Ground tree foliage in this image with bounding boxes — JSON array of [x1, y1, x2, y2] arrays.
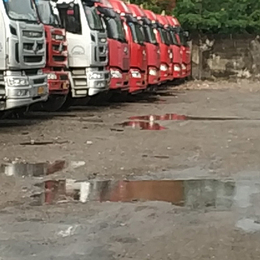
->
[[129, 0, 176, 15], [173, 0, 260, 34], [129, 0, 260, 34]]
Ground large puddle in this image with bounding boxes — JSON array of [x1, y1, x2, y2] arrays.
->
[[118, 113, 248, 130], [31, 179, 239, 208]]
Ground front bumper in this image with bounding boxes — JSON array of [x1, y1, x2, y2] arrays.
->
[[129, 71, 147, 94], [44, 69, 69, 95], [69, 68, 110, 97], [2, 74, 48, 111], [173, 63, 182, 78], [110, 71, 129, 92], [147, 67, 160, 86]]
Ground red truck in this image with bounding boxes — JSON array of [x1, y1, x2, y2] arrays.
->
[[157, 15, 183, 79], [32, 0, 69, 111], [127, 4, 160, 89], [110, 0, 147, 94], [96, 0, 130, 93], [143, 9, 172, 84], [167, 16, 191, 78]]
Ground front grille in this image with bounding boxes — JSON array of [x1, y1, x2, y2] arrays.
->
[[15, 43, 19, 63], [23, 31, 43, 38], [60, 74, 68, 81], [99, 47, 105, 54], [34, 78, 45, 84], [100, 57, 106, 62], [23, 43, 43, 51], [24, 56, 43, 63], [53, 56, 66, 62], [52, 44, 66, 52]]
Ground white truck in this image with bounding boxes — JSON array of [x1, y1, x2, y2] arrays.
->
[[53, 0, 110, 104], [0, 0, 48, 115]]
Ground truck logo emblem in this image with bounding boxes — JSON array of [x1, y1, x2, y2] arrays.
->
[[142, 50, 146, 56], [58, 42, 63, 53], [124, 47, 128, 54], [32, 41, 38, 54]]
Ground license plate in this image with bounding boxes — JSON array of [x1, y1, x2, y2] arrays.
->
[[62, 82, 68, 89], [37, 86, 45, 95]]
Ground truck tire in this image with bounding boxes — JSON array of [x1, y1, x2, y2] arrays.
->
[[31, 95, 68, 112], [87, 91, 112, 106]]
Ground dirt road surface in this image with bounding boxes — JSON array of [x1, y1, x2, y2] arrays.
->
[[1, 79, 260, 259]]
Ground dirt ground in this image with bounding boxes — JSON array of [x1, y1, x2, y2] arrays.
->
[[1, 79, 260, 259]]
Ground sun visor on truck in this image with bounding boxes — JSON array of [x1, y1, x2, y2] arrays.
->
[[125, 14, 138, 23], [97, 6, 116, 18]]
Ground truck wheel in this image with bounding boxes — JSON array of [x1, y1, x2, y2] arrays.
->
[[31, 95, 68, 112], [87, 91, 112, 106]]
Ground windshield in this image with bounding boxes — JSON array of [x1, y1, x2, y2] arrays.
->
[[84, 6, 104, 31], [35, 0, 60, 26], [143, 24, 157, 45], [3, 0, 38, 22], [179, 30, 188, 46], [158, 28, 168, 45], [129, 22, 144, 45], [104, 15, 126, 42], [170, 30, 180, 45]]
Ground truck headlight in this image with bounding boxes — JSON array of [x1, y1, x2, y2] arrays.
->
[[6, 78, 29, 86], [47, 73, 57, 80], [160, 64, 168, 72], [149, 68, 157, 76], [110, 69, 122, 78], [181, 64, 187, 70], [174, 65, 181, 72], [9, 89, 30, 97], [89, 72, 102, 80], [130, 69, 141, 78]]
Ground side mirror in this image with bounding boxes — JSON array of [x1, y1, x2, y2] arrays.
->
[[184, 31, 191, 41]]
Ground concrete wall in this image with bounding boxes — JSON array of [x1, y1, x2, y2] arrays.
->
[[191, 34, 260, 80]]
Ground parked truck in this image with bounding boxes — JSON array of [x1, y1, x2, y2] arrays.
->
[[96, 0, 130, 93], [0, 0, 48, 115], [31, 0, 69, 111], [127, 4, 160, 89], [53, 0, 110, 106], [143, 9, 172, 84], [157, 13, 182, 80], [110, 0, 147, 94], [167, 16, 191, 78]]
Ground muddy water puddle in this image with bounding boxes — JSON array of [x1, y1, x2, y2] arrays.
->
[[31, 178, 242, 209], [119, 113, 249, 130], [0, 160, 85, 177]]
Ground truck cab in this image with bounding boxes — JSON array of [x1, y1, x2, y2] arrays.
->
[[158, 14, 182, 80], [128, 4, 160, 88], [167, 16, 191, 78], [96, 0, 130, 93], [0, 0, 48, 113], [143, 9, 172, 84], [110, 0, 147, 94], [53, 0, 110, 101], [32, 0, 69, 111]]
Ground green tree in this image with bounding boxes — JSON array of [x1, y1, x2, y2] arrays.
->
[[173, 0, 260, 34]]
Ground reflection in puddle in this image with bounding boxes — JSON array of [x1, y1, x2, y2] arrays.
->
[[0, 160, 66, 177], [32, 179, 237, 209], [31, 178, 260, 232], [129, 114, 246, 122], [129, 114, 187, 121], [120, 121, 166, 130]]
